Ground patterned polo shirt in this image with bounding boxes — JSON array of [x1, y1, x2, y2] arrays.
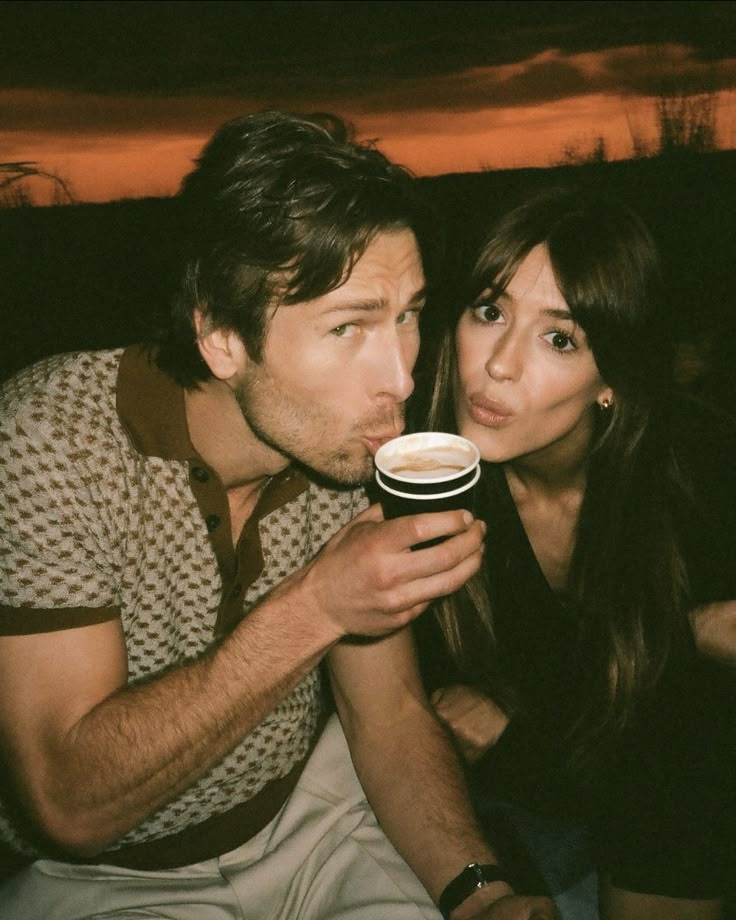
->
[[0, 345, 367, 867]]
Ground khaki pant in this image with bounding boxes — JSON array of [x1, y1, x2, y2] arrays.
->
[[0, 715, 441, 920]]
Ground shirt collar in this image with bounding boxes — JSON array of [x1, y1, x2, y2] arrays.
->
[[115, 344, 309, 505], [117, 344, 195, 460]]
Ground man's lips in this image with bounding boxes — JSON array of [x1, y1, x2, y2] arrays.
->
[[469, 395, 514, 427], [363, 428, 404, 455]]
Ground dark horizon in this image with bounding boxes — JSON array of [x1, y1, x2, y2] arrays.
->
[[2, 150, 735, 421]]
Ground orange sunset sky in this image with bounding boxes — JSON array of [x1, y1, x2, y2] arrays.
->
[[3, 0, 736, 203]]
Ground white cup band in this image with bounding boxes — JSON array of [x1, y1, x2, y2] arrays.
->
[[375, 465, 480, 500]]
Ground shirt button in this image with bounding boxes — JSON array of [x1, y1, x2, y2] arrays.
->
[[191, 466, 210, 483], [205, 513, 221, 532]]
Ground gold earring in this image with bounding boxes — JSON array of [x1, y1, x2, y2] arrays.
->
[[600, 397, 613, 409]]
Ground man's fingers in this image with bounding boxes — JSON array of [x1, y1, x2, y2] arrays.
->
[[345, 513, 484, 594], [406, 519, 486, 575], [312, 504, 484, 637], [389, 545, 483, 612], [398, 508, 480, 548], [360, 507, 477, 551], [339, 507, 484, 564]]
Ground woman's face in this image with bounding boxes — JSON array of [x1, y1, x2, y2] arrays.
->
[[454, 243, 612, 468]]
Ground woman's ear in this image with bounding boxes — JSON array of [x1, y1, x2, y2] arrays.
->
[[193, 308, 246, 381], [596, 386, 615, 409]]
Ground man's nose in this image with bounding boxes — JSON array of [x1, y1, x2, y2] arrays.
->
[[376, 335, 416, 403]]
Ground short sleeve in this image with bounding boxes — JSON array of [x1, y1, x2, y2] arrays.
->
[[0, 360, 121, 632]]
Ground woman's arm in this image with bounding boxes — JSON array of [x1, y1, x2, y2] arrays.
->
[[431, 685, 511, 763], [600, 877, 723, 920], [689, 600, 736, 667]]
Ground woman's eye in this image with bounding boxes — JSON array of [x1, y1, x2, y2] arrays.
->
[[545, 330, 576, 352], [472, 303, 502, 323]]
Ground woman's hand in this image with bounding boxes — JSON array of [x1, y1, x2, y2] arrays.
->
[[689, 600, 736, 668], [431, 684, 510, 763]]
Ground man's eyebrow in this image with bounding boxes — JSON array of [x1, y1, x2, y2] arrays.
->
[[324, 288, 427, 315]]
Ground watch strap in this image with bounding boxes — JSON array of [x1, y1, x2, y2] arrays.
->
[[438, 863, 510, 919]]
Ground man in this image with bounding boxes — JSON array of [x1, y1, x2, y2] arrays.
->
[[0, 112, 555, 920]]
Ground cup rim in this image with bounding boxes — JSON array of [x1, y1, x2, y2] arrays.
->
[[374, 432, 480, 486], [375, 465, 480, 500]]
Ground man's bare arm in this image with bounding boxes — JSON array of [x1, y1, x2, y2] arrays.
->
[[328, 625, 557, 920], [0, 506, 484, 856]]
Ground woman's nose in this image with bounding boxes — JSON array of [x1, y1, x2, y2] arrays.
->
[[485, 330, 521, 382]]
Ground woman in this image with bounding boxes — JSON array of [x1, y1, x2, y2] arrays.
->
[[415, 187, 736, 920]]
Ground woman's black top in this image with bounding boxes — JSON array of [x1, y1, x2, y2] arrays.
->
[[415, 401, 736, 899]]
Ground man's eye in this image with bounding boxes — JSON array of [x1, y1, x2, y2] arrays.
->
[[544, 330, 576, 352], [330, 323, 355, 338], [397, 308, 421, 326]]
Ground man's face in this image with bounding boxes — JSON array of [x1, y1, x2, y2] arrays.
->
[[234, 229, 425, 484]]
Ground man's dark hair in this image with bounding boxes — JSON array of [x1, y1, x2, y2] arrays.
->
[[153, 110, 433, 386]]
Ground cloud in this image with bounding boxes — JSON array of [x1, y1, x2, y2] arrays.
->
[[3, 0, 736, 99], [0, 90, 247, 136], [3, 41, 734, 149]]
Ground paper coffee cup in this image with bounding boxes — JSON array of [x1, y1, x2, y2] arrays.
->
[[374, 432, 480, 521]]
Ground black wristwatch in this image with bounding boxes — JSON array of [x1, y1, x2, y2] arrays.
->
[[438, 863, 510, 919]]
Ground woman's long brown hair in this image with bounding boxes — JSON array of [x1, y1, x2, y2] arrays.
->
[[422, 187, 692, 772]]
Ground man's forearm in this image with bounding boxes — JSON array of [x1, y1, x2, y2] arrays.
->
[[16, 585, 337, 855], [342, 700, 509, 909], [328, 624, 556, 919]]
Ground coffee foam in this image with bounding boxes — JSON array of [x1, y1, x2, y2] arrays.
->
[[386, 449, 473, 479], [375, 432, 479, 483]]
